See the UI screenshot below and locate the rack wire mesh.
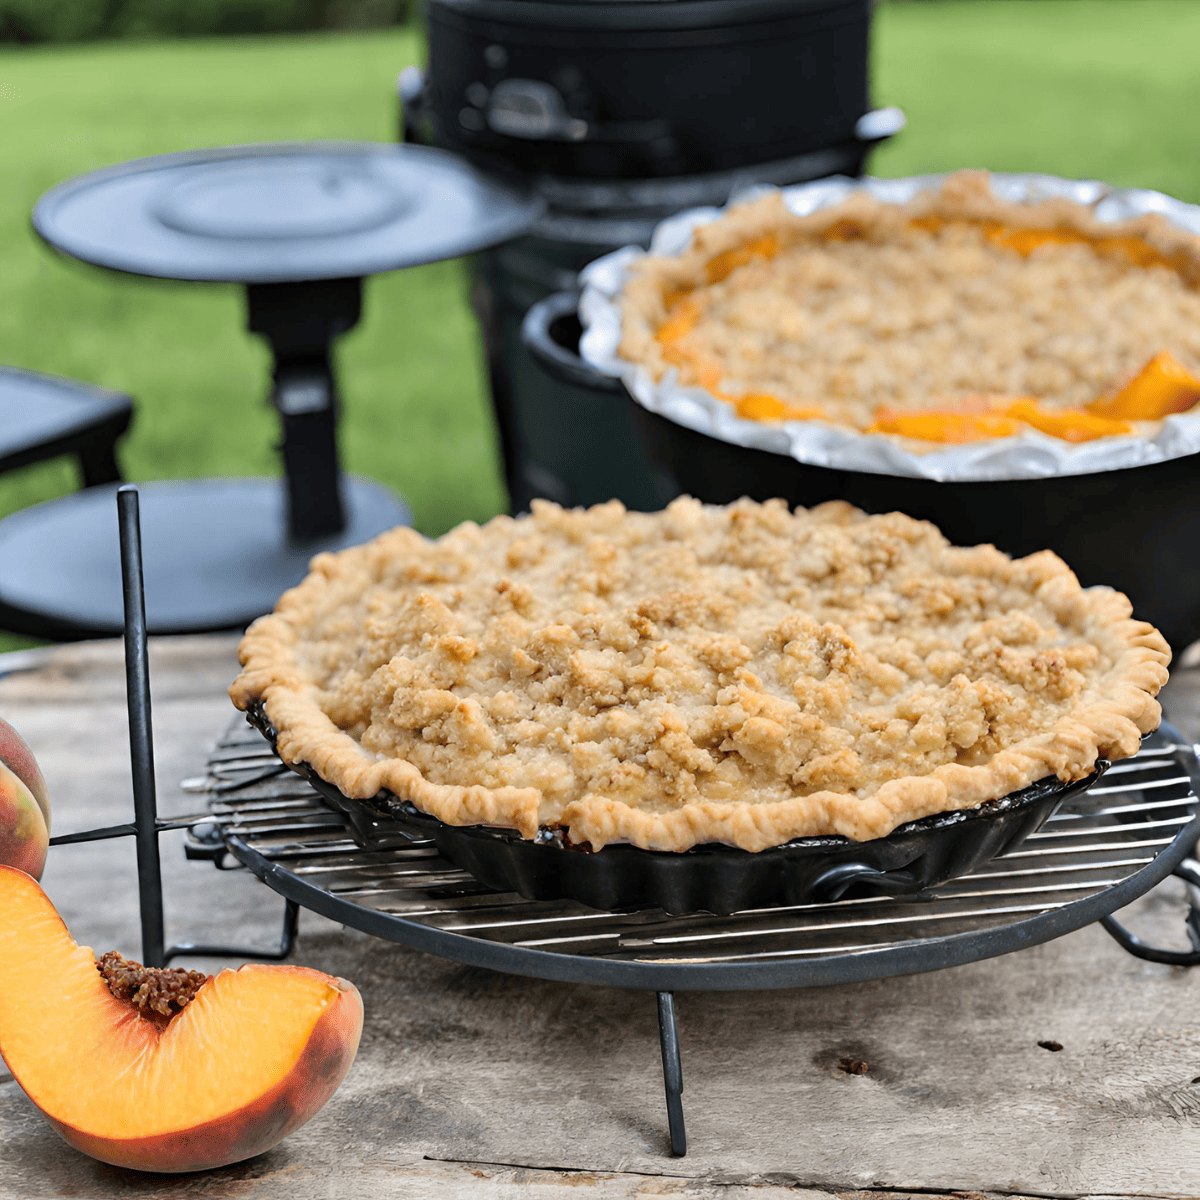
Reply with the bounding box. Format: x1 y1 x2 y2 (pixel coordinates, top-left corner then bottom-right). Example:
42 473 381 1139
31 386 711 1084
197 718 1200 985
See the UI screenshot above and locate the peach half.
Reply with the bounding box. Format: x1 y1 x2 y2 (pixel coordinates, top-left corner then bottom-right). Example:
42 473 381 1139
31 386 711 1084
0 715 50 832
0 761 48 879
0 866 363 1173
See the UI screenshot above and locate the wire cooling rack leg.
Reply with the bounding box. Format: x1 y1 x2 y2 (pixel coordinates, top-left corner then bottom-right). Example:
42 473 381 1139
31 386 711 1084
164 898 300 965
118 486 167 970
657 990 686 1156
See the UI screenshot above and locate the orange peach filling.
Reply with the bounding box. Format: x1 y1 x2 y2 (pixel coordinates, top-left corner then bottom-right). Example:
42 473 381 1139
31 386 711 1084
652 221 1200 443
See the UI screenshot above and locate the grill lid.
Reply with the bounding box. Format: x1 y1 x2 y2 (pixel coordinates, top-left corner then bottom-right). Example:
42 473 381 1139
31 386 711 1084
418 0 873 178
433 0 859 28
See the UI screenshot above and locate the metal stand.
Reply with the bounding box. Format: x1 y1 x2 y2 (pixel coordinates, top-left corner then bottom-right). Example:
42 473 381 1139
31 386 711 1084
1100 857 1200 966
245 278 362 543
45 484 303 966
656 992 685 1156
118 486 166 966
206 724 1200 1158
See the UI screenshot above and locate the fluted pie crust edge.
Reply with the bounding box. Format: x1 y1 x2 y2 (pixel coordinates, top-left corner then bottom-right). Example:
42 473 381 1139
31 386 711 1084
230 499 1170 853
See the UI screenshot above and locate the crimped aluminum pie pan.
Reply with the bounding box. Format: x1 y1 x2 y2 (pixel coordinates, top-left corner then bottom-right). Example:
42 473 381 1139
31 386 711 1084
577 170 1200 484
244 699 1106 916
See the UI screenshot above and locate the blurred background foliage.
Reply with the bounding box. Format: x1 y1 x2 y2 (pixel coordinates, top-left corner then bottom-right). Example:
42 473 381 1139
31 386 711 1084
0 0 408 42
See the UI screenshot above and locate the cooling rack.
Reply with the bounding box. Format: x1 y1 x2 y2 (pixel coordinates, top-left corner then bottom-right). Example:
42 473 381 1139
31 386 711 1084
190 714 1200 1155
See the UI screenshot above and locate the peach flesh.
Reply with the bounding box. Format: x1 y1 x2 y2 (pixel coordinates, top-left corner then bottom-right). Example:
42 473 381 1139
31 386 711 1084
0 866 363 1173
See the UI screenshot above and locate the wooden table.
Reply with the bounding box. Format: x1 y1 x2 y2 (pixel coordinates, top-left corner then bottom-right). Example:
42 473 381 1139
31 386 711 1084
3 633 1200 1200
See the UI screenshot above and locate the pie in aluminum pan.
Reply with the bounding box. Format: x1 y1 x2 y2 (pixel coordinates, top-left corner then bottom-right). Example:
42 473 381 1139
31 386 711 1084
229 497 1169 855
611 170 1200 447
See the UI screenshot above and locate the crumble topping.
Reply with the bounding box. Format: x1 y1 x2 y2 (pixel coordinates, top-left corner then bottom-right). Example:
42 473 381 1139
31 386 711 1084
616 171 1200 439
231 498 1169 851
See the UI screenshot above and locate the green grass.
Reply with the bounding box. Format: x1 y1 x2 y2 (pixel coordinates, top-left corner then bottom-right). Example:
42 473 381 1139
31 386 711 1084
0 2 1198 649
872 0 1200 201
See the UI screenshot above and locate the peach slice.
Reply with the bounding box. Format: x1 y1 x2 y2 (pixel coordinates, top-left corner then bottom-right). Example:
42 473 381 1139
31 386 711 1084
867 407 1023 443
734 393 826 422
704 234 779 284
0 866 363 1173
1087 349 1200 420
654 295 703 344
1003 399 1134 443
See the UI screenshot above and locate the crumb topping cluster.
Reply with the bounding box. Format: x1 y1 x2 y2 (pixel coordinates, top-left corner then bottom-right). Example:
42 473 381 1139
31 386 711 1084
231 499 1168 851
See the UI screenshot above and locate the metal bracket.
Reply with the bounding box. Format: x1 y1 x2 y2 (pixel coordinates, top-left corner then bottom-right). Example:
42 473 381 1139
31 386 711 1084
809 862 923 904
1100 857 1200 966
51 811 216 847
183 821 235 865
657 991 686 1156
165 899 300 965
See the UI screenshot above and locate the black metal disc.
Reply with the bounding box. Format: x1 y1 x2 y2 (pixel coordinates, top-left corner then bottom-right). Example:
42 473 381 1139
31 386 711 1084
0 477 410 638
32 142 542 283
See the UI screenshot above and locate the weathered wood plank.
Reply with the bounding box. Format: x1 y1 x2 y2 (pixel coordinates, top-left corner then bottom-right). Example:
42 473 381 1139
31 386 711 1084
0 636 1198 1199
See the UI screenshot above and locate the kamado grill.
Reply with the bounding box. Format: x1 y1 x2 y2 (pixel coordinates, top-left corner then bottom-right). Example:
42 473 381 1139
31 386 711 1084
400 0 904 511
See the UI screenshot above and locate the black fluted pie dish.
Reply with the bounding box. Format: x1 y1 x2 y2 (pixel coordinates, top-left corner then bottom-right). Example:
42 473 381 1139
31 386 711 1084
244 699 1106 916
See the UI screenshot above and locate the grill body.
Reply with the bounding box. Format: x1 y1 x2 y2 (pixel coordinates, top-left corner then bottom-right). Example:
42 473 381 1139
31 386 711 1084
403 0 888 512
420 0 870 180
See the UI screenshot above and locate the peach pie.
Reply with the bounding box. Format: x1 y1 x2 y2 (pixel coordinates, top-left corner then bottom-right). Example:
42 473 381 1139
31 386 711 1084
230 498 1169 853
617 171 1200 447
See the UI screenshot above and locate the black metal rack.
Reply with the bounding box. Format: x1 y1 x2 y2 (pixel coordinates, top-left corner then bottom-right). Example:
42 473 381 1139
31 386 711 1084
195 719 1200 989
48 486 1200 1159
46 486 300 965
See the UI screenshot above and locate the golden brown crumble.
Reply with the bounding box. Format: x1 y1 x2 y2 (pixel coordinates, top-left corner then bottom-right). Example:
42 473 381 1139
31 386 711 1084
230 498 1169 852
617 170 1200 433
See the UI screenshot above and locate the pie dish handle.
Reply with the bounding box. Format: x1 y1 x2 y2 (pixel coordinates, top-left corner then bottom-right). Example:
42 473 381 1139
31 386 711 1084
521 290 626 395
808 862 924 904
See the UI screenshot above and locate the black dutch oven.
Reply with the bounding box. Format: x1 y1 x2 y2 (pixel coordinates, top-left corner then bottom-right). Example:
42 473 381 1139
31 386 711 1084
522 289 1200 654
